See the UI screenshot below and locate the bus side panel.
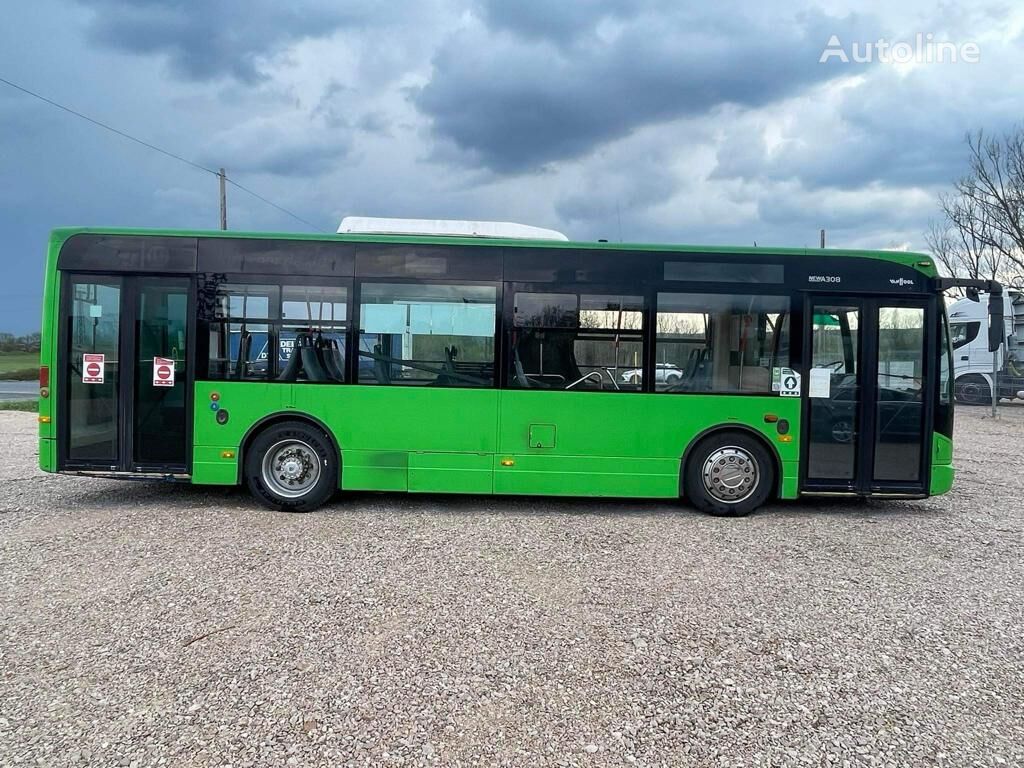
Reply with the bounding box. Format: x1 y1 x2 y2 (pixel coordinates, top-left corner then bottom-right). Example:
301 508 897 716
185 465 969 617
929 432 955 496
495 390 801 499
191 382 294 484
291 386 498 493
192 383 500 491
38 234 64 472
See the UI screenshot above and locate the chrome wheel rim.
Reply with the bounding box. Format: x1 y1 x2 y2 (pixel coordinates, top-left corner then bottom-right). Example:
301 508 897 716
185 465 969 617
702 446 759 504
261 439 321 499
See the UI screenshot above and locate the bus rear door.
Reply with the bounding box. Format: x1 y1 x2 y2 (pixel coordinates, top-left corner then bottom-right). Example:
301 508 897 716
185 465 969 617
60 275 193 474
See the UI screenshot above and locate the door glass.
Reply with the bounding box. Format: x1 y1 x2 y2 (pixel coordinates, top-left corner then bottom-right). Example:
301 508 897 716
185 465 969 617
874 306 925 482
67 280 121 463
808 305 860 481
134 279 189 466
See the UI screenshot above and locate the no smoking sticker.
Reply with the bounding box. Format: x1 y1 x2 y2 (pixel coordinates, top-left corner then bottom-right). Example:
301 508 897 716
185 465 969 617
82 353 104 384
153 357 175 387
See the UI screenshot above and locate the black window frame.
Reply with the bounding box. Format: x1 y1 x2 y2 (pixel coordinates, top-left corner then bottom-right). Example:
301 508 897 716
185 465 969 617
353 277 503 389
197 273 352 383
651 289 795 397
504 281 649 394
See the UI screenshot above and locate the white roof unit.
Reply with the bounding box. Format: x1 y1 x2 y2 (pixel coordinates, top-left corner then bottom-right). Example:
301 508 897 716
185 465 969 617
338 216 568 241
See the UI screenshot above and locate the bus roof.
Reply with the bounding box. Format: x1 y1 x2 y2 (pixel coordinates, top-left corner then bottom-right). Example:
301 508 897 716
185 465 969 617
46 226 937 274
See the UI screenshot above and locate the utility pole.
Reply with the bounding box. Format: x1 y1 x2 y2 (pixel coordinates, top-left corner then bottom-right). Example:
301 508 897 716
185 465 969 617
820 229 826 248
219 168 227 230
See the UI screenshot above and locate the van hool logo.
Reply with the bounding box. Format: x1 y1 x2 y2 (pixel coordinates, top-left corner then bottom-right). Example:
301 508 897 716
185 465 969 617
889 277 915 287
808 275 841 283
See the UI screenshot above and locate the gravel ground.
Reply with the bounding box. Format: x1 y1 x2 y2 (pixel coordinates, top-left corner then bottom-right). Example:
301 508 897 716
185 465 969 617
1 408 1022 767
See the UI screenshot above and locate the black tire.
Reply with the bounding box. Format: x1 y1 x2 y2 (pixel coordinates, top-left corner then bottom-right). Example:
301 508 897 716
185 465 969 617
684 431 774 517
244 420 338 512
955 374 991 406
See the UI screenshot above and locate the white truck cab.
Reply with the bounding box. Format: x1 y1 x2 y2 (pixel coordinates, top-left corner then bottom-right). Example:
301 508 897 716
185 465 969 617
948 290 1024 403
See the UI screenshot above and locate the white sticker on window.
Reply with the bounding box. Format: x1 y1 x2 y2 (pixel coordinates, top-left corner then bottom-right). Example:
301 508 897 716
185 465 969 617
809 367 831 398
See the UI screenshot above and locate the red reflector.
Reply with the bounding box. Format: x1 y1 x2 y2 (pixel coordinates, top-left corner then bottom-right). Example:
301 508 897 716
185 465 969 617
39 365 49 388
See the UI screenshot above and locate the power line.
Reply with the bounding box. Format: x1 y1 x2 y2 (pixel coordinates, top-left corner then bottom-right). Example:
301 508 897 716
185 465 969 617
0 75 326 232
0 76 218 176
226 178 325 233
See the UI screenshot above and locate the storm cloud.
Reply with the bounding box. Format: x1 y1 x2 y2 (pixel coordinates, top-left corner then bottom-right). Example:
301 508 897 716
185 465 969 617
75 0 378 82
414 7 876 172
1 0 1021 332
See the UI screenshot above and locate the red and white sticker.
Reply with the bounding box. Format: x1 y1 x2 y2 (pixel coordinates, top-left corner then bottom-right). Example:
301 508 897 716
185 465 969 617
153 357 175 387
82 353 105 384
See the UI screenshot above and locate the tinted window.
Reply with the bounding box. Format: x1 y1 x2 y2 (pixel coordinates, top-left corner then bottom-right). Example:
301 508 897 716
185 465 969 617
358 283 497 387
59 235 197 273
655 293 790 394
355 244 501 280
504 247 659 283
511 292 644 391
202 279 348 382
664 261 784 283
198 238 354 276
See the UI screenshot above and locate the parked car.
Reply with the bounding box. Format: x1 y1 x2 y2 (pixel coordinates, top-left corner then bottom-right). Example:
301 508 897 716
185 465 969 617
619 363 683 385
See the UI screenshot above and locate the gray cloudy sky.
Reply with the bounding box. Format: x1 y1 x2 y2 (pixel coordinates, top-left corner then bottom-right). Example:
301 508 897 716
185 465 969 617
1 0 1022 331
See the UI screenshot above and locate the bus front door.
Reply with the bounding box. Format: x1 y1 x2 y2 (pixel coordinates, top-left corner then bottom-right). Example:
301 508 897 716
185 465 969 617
61 275 192 474
802 298 930 495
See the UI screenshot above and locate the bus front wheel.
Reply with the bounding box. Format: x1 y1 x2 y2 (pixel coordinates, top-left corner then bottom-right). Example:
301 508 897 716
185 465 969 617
244 421 338 512
684 432 774 517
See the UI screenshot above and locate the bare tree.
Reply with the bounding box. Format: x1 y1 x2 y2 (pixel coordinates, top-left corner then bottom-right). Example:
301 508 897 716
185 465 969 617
932 129 1024 289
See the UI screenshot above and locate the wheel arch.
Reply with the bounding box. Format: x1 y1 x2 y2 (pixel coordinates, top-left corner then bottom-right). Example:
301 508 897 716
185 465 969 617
237 411 342 484
679 424 783 500
954 370 994 388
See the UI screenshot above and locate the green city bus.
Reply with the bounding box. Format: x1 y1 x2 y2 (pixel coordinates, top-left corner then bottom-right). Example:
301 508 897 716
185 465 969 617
37 224 972 516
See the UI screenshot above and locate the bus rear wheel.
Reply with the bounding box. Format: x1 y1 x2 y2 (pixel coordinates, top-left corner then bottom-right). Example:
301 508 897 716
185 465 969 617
244 421 338 512
684 432 774 517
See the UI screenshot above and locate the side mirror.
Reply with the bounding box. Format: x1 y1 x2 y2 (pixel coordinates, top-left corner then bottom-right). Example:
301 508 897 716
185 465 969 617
988 292 1005 352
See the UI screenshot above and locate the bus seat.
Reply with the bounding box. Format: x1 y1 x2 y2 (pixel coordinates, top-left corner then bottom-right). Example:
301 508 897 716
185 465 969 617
324 338 345 381
372 344 391 384
300 339 329 381
235 332 252 379
513 351 534 388
316 334 343 381
277 334 307 381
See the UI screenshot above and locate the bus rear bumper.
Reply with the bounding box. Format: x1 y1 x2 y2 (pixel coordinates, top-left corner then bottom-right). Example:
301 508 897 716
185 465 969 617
929 463 955 496
39 438 56 473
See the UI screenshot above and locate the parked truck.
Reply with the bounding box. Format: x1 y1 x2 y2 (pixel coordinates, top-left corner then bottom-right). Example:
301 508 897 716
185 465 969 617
948 289 1024 404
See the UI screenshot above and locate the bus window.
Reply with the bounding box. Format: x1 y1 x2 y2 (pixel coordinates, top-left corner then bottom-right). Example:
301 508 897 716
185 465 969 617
203 282 348 382
206 283 277 380
654 293 789 393
511 293 643 391
280 285 348 382
357 283 496 387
